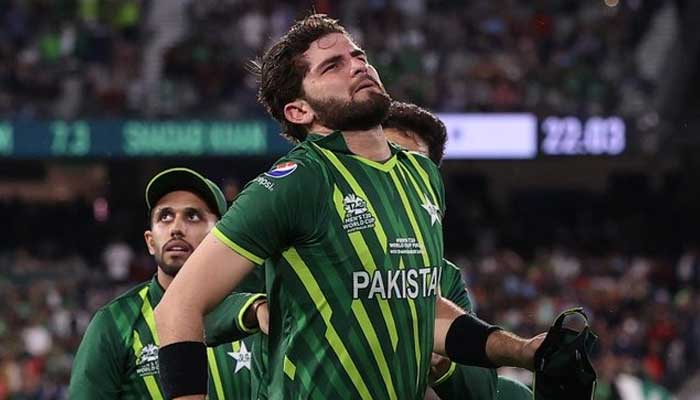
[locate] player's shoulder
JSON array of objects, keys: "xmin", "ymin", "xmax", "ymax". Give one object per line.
[
  {"xmin": 393, "ymin": 146, "xmax": 441, "ymax": 178},
  {"xmin": 287, "ymin": 141, "xmax": 329, "ymax": 169},
  {"xmin": 405, "ymin": 150, "xmax": 440, "ymax": 173},
  {"xmin": 83, "ymin": 281, "xmax": 150, "ymax": 346},
  {"xmin": 99, "ymin": 281, "xmax": 150, "ymax": 316},
  {"xmin": 401, "ymin": 150, "xmax": 445, "ymax": 202},
  {"xmin": 239, "ymin": 145, "xmax": 331, "ymax": 203},
  {"xmin": 259, "ymin": 144, "xmax": 331, "ymax": 186}
]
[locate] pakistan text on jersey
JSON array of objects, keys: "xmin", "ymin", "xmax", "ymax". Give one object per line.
[{"xmin": 352, "ymin": 266, "xmax": 441, "ymax": 300}]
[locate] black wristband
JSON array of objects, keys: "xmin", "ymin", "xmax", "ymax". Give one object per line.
[
  {"xmin": 158, "ymin": 341, "xmax": 208, "ymax": 399},
  {"xmin": 444, "ymin": 314, "xmax": 502, "ymax": 368}
]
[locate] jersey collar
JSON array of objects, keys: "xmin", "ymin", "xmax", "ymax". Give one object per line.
[{"xmin": 306, "ymin": 130, "xmax": 401, "ymax": 172}]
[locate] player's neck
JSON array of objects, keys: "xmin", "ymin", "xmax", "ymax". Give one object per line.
[
  {"xmin": 157, "ymin": 269, "xmax": 174, "ymax": 290},
  {"xmin": 314, "ymin": 125, "xmax": 391, "ymax": 162}
]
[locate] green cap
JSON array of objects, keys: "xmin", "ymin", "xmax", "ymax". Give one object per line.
[{"xmin": 145, "ymin": 167, "xmax": 227, "ymax": 217}]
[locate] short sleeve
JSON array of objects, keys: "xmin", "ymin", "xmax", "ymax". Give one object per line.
[
  {"xmin": 204, "ymin": 292, "xmax": 265, "ymax": 345},
  {"xmin": 441, "ymin": 259, "xmax": 473, "ymax": 313},
  {"xmin": 204, "ymin": 269, "xmax": 267, "ymax": 345},
  {"xmin": 214, "ymin": 155, "xmax": 329, "ymax": 265},
  {"xmin": 432, "ymin": 364, "xmax": 498, "ymax": 400},
  {"xmin": 68, "ymin": 309, "xmax": 124, "ymax": 399}
]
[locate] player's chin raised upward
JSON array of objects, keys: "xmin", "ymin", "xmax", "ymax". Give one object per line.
[{"xmin": 351, "ymin": 77, "xmax": 385, "ymax": 99}]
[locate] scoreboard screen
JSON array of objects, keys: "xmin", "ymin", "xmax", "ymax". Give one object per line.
[
  {"xmin": 0, "ymin": 120, "xmax": 289, "ymax": 158},
  {"xmin": 0, "ymin": 115, "xmax": 629, "ymax": 159}
]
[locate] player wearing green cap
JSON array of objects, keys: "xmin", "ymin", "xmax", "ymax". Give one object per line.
[{"xmin": 69, "ymin": 168, "xmax": 264, "ymax": 399}]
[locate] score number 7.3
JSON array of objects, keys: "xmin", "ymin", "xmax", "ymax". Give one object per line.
[{"xmin": 51, "ymin": 121, "xmax": 90, "ymax": 156}]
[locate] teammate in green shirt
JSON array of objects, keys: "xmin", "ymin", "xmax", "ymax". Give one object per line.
[
  {"xmin": 69, "ymin": 168, "xmax": 263, "ymax": 399},
  {"xmin": 155, "ymin": 14, "xmax": 546, "ymax": 400},
  {"xmin": 383, "ymin": 101, "xmax": 534, "ymax": 400}
]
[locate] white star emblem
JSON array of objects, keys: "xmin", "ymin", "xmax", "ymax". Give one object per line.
[
  {"xmin": 227, "ymin": 341, "xmax": 252, "ymax": 373},
  {"xmin": 420, "ymin": 194, "xmax": 441, "ymax": 226}
]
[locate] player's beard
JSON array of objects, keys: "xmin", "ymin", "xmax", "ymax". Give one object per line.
[
  {"xmin": 306, "ymin": 89, "xmax": 391, "ymax": 132},
  {"xmin": 154, "ymin": 252, "xmax": 183, "ymax": 278}
]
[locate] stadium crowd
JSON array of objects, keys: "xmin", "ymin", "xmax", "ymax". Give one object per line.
[
  {"xmin": 1, "ymin": 0, "xmax": 658, "ymax": 119},
  {"xmin": 1, "ymin": 0, "xmax": 695, "ymax": 399}
]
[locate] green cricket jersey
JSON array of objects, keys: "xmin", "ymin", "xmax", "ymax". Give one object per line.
[
  {"xmin": 208, "ymin": 259, "xmax": 530, "ymax": 400},
  {"xmin": 214, "ymin": 131, "xmax": 446, "ymax": 400},
  {"xmin": 69, "ymin": 276, "xmax": 257, "ymax": 399}
]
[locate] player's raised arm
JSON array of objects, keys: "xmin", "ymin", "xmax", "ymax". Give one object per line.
[
  {"xmin": 154, "ymin": 233, "xmax": 255, "ymax": 400},
  {"xmin": 433, "ymin": 295, "xmax": 545, "ymax": 371}
]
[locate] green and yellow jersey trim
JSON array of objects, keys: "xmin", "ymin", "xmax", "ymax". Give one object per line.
[
  {"xmin": 237, "ymin": 293, "xmax": 267, "ymax": 334},
  {"xmin": 433, "ymin": 362, "xmax": 457, "ymax": 386},
  {"xmin": 212, "ymin": 226, "xmax": 265, "ymax": 265}
]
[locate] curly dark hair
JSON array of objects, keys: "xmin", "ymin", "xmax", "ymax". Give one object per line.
[
  {"xmin": 248, "ymin": 14, "xmax": 350, "ymax": 143},
  {"xmin": 383, "ymin": 101, "xmax": 447, "ymax": 165}
]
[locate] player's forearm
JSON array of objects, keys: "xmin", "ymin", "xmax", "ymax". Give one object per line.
[
  {"xmin": 433, "ymin": 295, "xmax": 465, "ymax": 355},
  {"xmin": 484, "ymin": 330, "xmax": 533, "ymax": 370},
  {"xmin": 155, "ymin": 261, "xmax": 210, "ymax": 346},
  {"xmin": 155, "ymin": 294, "xmax": 206, "ymax": 344},
  {"xmin": 155, "ymin": 287, "xmax": 208, "ymax": 400},
  {"xmin": 435, "ymin": 296, "xmax": 539, "ymax": 370}
]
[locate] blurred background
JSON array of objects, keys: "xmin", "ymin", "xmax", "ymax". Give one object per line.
[{"xmin": 2, "ymin": 0, "xmax": 700, "ymax": 399}]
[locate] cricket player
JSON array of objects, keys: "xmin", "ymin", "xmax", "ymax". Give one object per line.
[
  {"xmin": 155, "ymin": 15, "xmax": 545, "ymax": 400},
  {"xmin": 204, "ymin": 102, "xmax": 533, "ymax": 400},
  {"xmin": 383, "ymin": 101, "xmax": 534, "ymax": 400},
  {"xmin": 69, "ymin": 168, "xmax": 262, "ymax": 399}
]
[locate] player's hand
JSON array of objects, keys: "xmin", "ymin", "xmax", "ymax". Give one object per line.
[
  {"xmin": 255, "ymin": 300, "xmax": 269, "ymax": 335},
  {"xmin": 521, "ymin": 332, "xmax": 547, "ymax": 370},
  {"xmin": 428, "ymin": 352, "xmax": 452, "ymax": 384},
  {"xmin": 243, "ymin": 298, "xmax": 269, "ymax": 334}
]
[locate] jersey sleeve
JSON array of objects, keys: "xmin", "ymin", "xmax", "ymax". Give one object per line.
[
  {"xmin": 441, "ymin": 259, "xmax": 473, "ymax": 313},
  {"xmin": 432, "ymin": 364, "xmax": 498, "ymax": 400},
  {"xmin": 204, "ymin": 292, "xmax": 264, "ymax": 345},
  {"xmin": 68, "ymin": 309, "xmax": 124, "ymax": 399},
  {"xmin": 204, "ymin": 263, "xmax": 267, "ymax": 345},
  {"xmin": 213, "ymin": 155, "xmax": 329, "ymax": 265}
]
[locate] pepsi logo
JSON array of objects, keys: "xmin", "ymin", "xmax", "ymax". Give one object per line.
[{"xmin": 264, "ymin": 161, "xmax": 298, "ymax": 178}]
